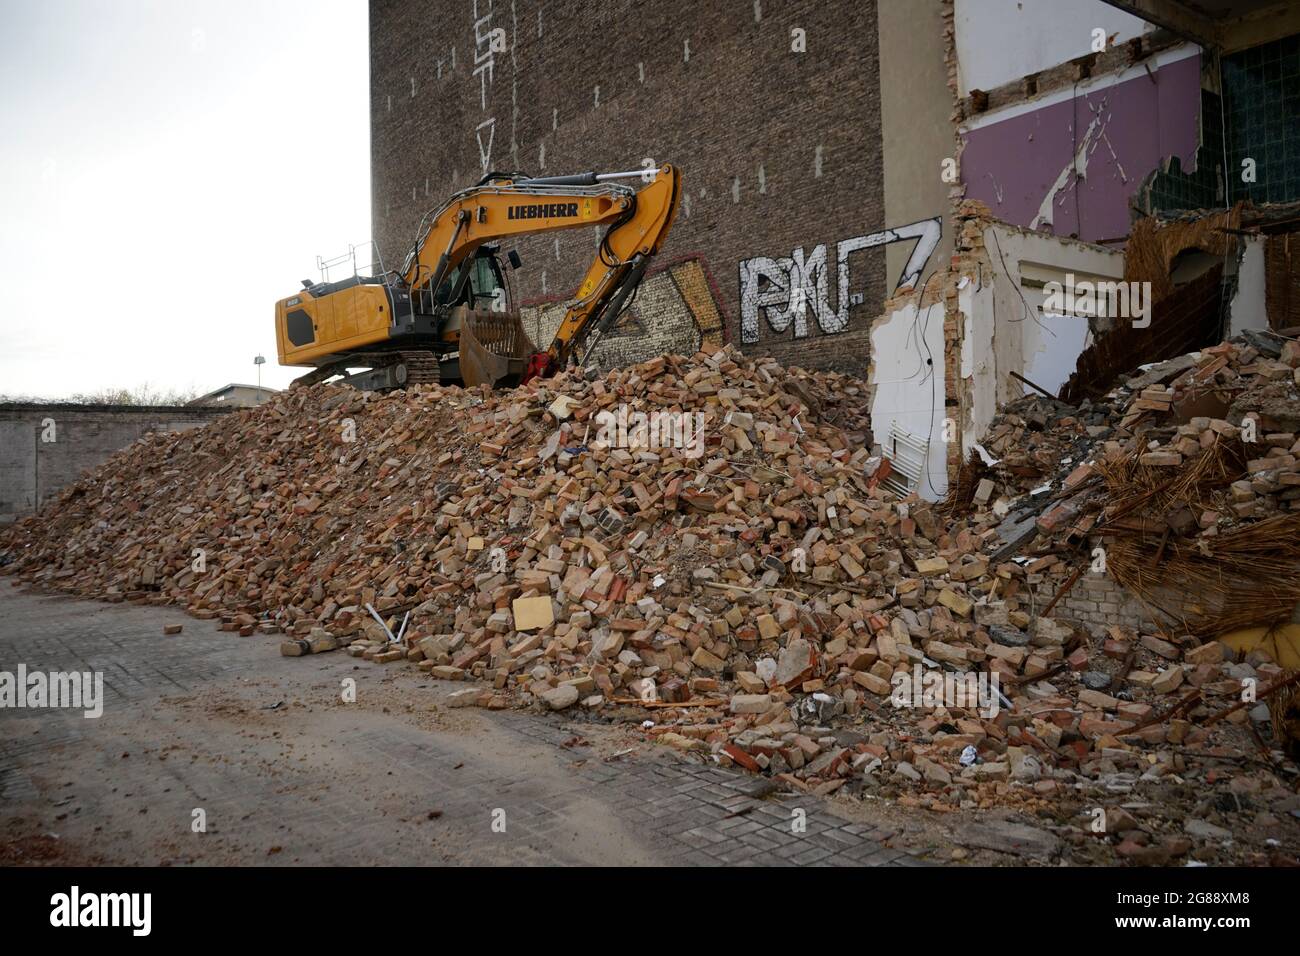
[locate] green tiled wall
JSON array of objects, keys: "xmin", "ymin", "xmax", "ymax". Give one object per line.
[
  {"xmin": 1146, "ymin": 33, "xmax": 1300, "ymax": 215},
  {"xmin": 1224, "ymin": 33, "xmax": 1300, "ymax": 204},
  {"xmin": 1145, "ymin": 88, "xmax": 1225, "ymax": 213}
]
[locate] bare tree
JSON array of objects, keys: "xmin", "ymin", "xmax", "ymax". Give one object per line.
[{"xmin": 0, "ymin": 384, "xmax": 201, "ymax": 405}]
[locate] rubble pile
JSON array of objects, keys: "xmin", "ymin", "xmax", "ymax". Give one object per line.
[
  {"xmin": 999, "ymin": 335, "xmax": 1300, "ymax": 636},
  {"xmin": 965, "ymin": 394, "xmax": 1114, "ymax": 502},
  {"xmin": 3, "ymin": 339, "xmax": 1299, "ymax": 864},
  {"xmin": 975, "ymin": 331, "xmax": 1298, "ymax": 490},
  {"xmin": 0, "ymin": 346, "xmax": 874, "ymax": 619}
]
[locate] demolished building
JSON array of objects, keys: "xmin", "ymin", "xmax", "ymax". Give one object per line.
[
  {"xmin": 3, "ymin": 326, "xmax": 1298, "ymax": 863},
  {"xmin": 2, "ymin": 0, "xmax": 1299, "ymax": 867}
]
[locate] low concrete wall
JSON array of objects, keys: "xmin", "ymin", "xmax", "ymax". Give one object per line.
[{"xmin": 0, "ymin": 404, "xmax": 232, "ymax": 522}]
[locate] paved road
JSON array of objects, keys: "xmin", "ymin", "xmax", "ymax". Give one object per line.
[{"xmin": 0, "ymin": 584, "xmax": 918, "ymax": 866}]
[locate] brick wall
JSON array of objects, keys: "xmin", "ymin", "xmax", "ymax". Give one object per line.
[
  {"xmin": 369, "ymin": 0, "xmax": 888, "ymax": 376},
  {"xmin": 1054, "ymin": 573, "xmax": 1155, "ymax": 636},
  {"xmin": 518, "ymin": 255, "xmax": 727, "ymax": 372},
  {"xmin": 0, "ymin": 405, "xmax": 232, "ymax": 522}
]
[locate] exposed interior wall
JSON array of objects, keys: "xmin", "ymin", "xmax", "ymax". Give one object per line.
[
  {"xmin": 977, "ymin": 222, "xmax": 1126, "ymax": 413},
  {"xmin": 952, "ymin": 6, "xmax": 1300, "ymax": 237},
  {"xmin": 868, "ymin": 207, "xmax": 1126, "ymax": 501},
  {"xmin": 877, "ymin": 2, "xmax": 1295, "ymax": 502},
  {"xmin": 867, "ymin": 205, "xmax": 1288, "ymax": 501},
  {"xmin": 954, "ymin": 0, "xmax": 1152, "ymax": 96},
  {"xmin": 878, "ymin": 0, "xmax": 953, "ymax": 293},
  {"xmin": 1023, "ymin": 312, "xmax": 1094, "ymax": 399},
  {"xmin": 1229, "ymin": 234, "xmax": 1269, "ymax": 335},
  {"xmin": 959, "ymin": 45, "xmax": 1204, "ymax": 243}
]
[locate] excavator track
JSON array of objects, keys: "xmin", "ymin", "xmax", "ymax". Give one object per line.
[
  {"xmin": 395, "ymin": 350, "xmax": 441, "ymax": 386},
  {"xmin": 290, "ymin": 361, "xmax": 349, "ymax": 389},
  {"xmin": 290, "ymin": 351, "xmax": 440, "ymax": 391}
]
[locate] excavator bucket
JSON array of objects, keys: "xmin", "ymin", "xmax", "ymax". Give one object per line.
[{"xmin": 457, "ymin": 307, "xmax": 539, "ymax": 388}]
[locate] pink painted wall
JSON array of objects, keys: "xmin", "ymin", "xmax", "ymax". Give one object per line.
[{"xmin": 960, "ymin": 53, "xmax": 1204, "ymax": 243}]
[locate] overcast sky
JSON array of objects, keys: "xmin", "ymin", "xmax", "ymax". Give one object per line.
[{"xmin": 0, "ymin": 0, "xmax": 370, "ymax": 399}]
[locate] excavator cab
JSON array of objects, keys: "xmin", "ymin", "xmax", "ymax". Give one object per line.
[
  {"xmin": 417, "ymin": 244, "xmax": 538, "ymax": 389},
  {"xmin": 426, "ymin": 245, "xmax": 510, "ymax": 310}
]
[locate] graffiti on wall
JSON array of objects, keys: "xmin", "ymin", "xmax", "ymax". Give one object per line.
[
  {"xmin": 471, "ymin": 0, "xmax": 502, "ymax": 175},
  {"xmin": 519, "ymin": 256, "xmax": 727, "ymax": 370},
  {"xmin": 738, "ymin": 217, "xmax": 942, "ymax": 343}
]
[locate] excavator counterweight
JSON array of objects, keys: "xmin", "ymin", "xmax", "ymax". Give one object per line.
[{"xmin": 274, "ymin": 164, "xmax": 680, "ymax": 390}]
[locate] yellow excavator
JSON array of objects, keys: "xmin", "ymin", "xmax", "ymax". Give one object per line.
[{"xmin": 275, "ymin": 164, "xmax": 680, "ymax": 390}]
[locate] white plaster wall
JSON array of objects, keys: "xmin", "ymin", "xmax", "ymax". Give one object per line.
[
  {"xmin": 954, "ymin": 0, "xmax": 1152, "ymax": 96},
  {"xmin": 956, "ymin": 272, "xmax": 1089, "ymax": 458},
  {"xmin": 871, "ymin": 227, "xmax": 1127, "ymax": 497},
  {"xmin": 977, "ymin": 224, "xmax": 1123, "ymax": 435},
  {"xmin": 960, "ymin": 277, "xmax": 997, "ymax": 462},
  {"xmin": 1229, "ymin": 235, "xmax": 1268, "ymax": 336},
  {"xmin": 870, "ymin": 300, "xmax": 949, "ymax": 501},
  {"xmin": 1023, "ymin": 311, "xmax": 1094, "ymax": 397}
]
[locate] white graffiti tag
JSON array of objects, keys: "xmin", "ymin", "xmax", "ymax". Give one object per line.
[{"xmin": 739, "ymin": 217, "xmax": 941, "ymax": 343}]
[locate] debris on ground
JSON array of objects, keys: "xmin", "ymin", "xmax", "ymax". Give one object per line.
[{"xmin": 3, "ymin": 338, "xmax": 1298, "ymax": 865}]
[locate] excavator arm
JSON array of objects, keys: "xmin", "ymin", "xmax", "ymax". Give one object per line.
[{"xmin": 400, "ymin": 164, "xmax": 680, "ymax": 381}]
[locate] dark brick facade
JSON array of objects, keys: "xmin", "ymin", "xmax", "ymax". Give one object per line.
[{"xmin": 370, "ymin": 0, "xmax": 887, "ymax": 375}]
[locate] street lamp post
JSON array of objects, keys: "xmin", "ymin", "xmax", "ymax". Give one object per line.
[{"xmin": 254, "ymin": 354, "xmax": 266, "ymax": 402}]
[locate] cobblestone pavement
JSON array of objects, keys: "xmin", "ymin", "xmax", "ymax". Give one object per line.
[{"xmin": 0, "ymin": 584, "xmax": 921, "ymax": 866}]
